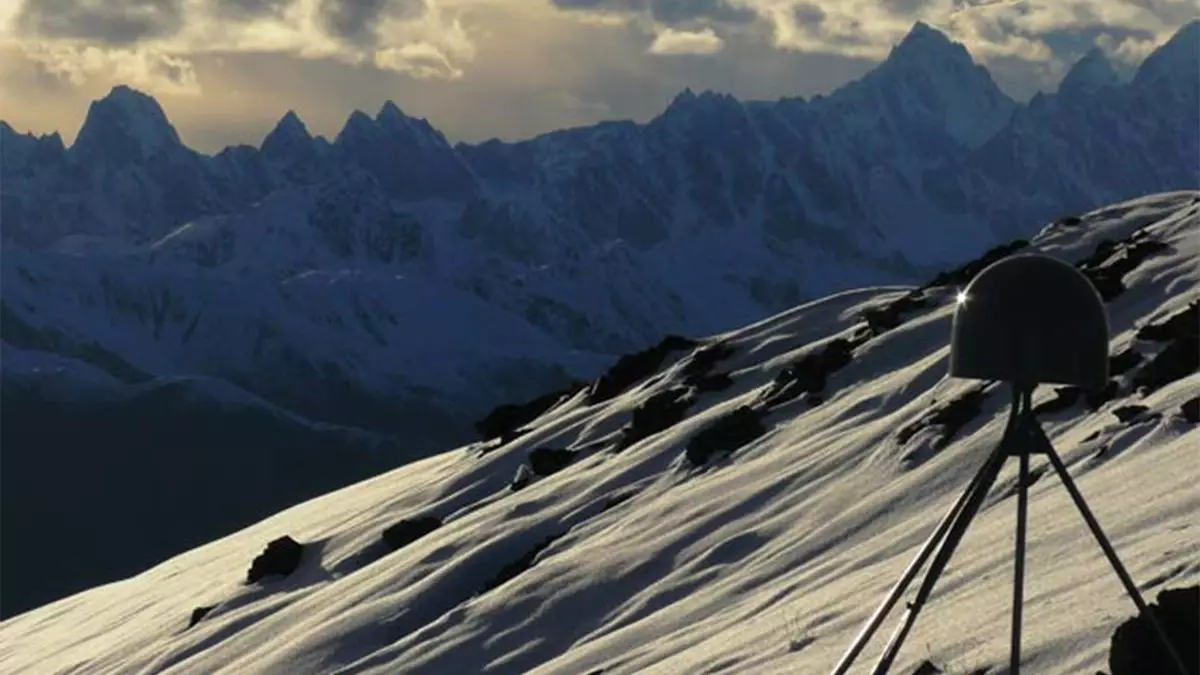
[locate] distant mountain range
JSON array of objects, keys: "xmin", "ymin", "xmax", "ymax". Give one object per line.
[{"xmin": 0, "ymin": 20, "xmax": 1196, "ymax": 618}]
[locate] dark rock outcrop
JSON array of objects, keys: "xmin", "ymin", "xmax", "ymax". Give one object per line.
[
  {"xmin": 1180, "ymin": 397, "xmax": 1200, "ymax": 423},
  {"xmin": 862, "ymin": 290, "xmax": 930, "ymax": 335},
  {"xmin": 760, "ymin": 337, "xmax": 858, "ymax": 409},
  {"xmin": 617, "ymin": 386, "xmax": 695, "ymax": 451},
  {"xmin": 479, "ymin": 533, "xmax": 564, "ymax": 594},
  {"xmin": 1136, "ymin": 302, "xmax": 1199, "ymax": 342},
  {"xmin": 1131, "ymin": 334, "xmax": 1199, "ymax": 394},
  {"xmin": 587, "ymin": 335, "xmax": 698, "ymax": 404},
  {"xmin": 1112, "ymin": 405, "xmax": 1154, "ymax": 424},
  {"xmin": 1109, "ymin": 585, "xmax": 1198, "ymax": 675},
  {"xmin": 529, "ymin": 448, "xmax": 575, "ymax": 477},
  {"xmin": 475, "ymin": 382, "xmax": 586, "ymax": 442},
  {"xmin": 246, "ymin": 536, "xmax": 304, "ymax": 584},
  {"xmin": 898, "ymin": 386, "xmax": 990, "ymax": 450},
  {"xmin": 381, "ymin": 516, "xmax": 443, "ymax": 551},
  {"xmin": 1077, "ymin": 233, "xmax": 1173, "ymax": 302},
  {"xmin": 188, "ymin": 605, "xmax": 215, "ymax": 629},
  {"xmin": 511, "ymin": 464, "xmax": 535, "ymax": 492},
  {"xmin": 686, "ymin": 406, "xmax": 767, "ymax": 467}
]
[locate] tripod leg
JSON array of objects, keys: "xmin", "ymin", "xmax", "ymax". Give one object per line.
[
  {"xmin": 829, "ymin": 443, "xmax": 1004, "ymax": 675},
  {"xmin": 1043, "ymin": 446, "xmax": 1191, "ymax": 675},
  {"xmin": 870, "ymin": 444, "xmax": 1010, "ymax": 674},
  {"xmin": 1011, "ymin": 451, "xmax": 1029, "ymax": 675}
]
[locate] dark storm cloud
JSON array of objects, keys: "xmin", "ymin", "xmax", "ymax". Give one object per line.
[
  {"xmin": 552, "ymin": 0, "xmax": 756, "ymax": 27},
  {"xmin": 879, "ymin": 0, "xmax": 935, "ymax": 16},
  {"xmin": 316, "ymin": 0, "xmax": 426, "ymax": 45},
  {"xmin": 792, "ymin": 4, "xmax": 825, "ymax": 27},
  {"xmin": 14, "ymin": 0, "xmax": 185, "ymax": 45},
  {"xmin": 211, "ymin": 0, "xmax": 298, "ymax": 21}
]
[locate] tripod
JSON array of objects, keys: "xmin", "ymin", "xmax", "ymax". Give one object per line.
[{"xmin": 831, "ymin": 384, "xmax": 1190, "ymax": 675}]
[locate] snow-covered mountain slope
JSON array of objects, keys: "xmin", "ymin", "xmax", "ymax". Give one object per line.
[{"xmin": 3, "ymin": 191, "xmax": 1195, "ymax": 674}]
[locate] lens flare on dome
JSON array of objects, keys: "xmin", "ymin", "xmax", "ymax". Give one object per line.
[{"xmin": 956, "ymin": 289, "xmax": 969, "ymax": 306}]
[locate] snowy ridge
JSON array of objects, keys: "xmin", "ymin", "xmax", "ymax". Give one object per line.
[{"xmin": 2, "ymin": 191, "xmax": 1195, "ymax": 674}]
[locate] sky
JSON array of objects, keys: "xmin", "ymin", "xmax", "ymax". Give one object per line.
[{"xmin": 0, "ymin": 0, "xmax": 1194, "ymax": 153}]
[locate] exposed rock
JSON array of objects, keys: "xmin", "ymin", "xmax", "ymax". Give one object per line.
[
  {"xmin": 897, "ymin": 387, "xmax": 989, "ymax": 448},
  {"xmin": 1113, "ymin": 405, "xmax": 1152, "ymax": 424},
  {"xmin": 1131, "ymin": 334, "xmax": 1199, "ymax": 394},
  {"xmin": 381, "ymin": 515, "xmax": 443, "ymax": 551},
  {"xmin": 862, "ymin": 290, "xmax": 930, "ymax": 335},
  {"xmin": 479, "ymin": 533, "xmax": 564, "ymax": 594},
  {"xmin": 912, "ymin": 661, "xmax": 942, "ymax": 675},
  {"xmin": 1180, "ymin": 397, "xmax": 1200, "ymax": 423},
  {"xmin": 1078, "ymin": 236, "xmax": 1173, "ymax": 302},
  {"xmin": 587, "ymin": 335, "xmax": 698, "ymax": 404},
  {"xmin": 1136, "ymin": 301, "xmax": 1199, "ymax": 342},
  {"xmin": 760, "ymin": 337, "xmax": 858, "ymax": 409},
  {"xmin": 1055, "ymin": 214, "xmax": 1085, "ymax": 228},
  {"xmin": 681, "ymin": 342, "xmax": 736, "ymax": 381},
  {"xmin": 246, "ymin": 536, "xmax": 305, "ymax": 584},
  {"xmin": 1109, "ymin": 585, "xmax": 1198, "ymax": 675},
  {"xmin": 529, "ymin": 448, "xmax": 575, "ymax": 477},
  {"xmin": 475, "ymin": 382, "xmax": 586, "ymax": 442},
  {"xmin": 617, "ymin": 387, "xmax": 694, "ymax": 451},
  {"xmin": 1109, "ymin": 347, "xmax": 1145, "ymax": 377},
  {"xmin": 1033, "ymin": 386, "xmax": 1083, "ymax": 416},
  {"xmin": 188, "ymin": 605, "xmax": 215, "ymax": 629},
  {"xmin": 693, "ymin": 372, "xmax": 734, "ymax": 393},
  {"xmin": 686, "ymin": 406, "xmax": 767, "ymax": 467},
  {"xmin": 510, "ymin": 464, "xmax": 535, "ymax": 492}
]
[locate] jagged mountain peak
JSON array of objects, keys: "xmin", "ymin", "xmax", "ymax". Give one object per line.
[
  {"xmin": 71, "ymin": 85, "xmax": 183, "ymax": 162},
  {"xmin": 886, "ymin": 21, "xmax": 971, "ymax": 69},
  {"xmin": 377, "ymin": 100, "xmax": 406, "ymax": 123},
  {"xmin": 261, "ymin": 110, "xmax": 313, "ymax": 156},
  {"xmin": 1059, "ymin": 47, "xmax": 1119, "ymax": 96},
  {"xmin": 1133, "ymin": 20, "xmax": 1200, "ymax": 89}
]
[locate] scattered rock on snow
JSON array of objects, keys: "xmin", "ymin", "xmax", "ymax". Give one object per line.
[
  {"xmin": 246, "ymin": 536, "xmax": 305, "ymax": 584},
  {"xmin": 1180, "ymin": 397, "xmax": 1200, "ymax": 424},
  {"xmin": 686, "ymin": 406, "xmax": 766, "ymax": 467},
  {"xmin": 617, "ymin": 386, "xmax": 695, "ymax": 451},
  {"xmin": 381, "ymin": 516, "xmax": 443, "ymax": 551},
  {"xmin": 188, "ymin": 605, "xmax": 215, "ymax": 629},
  {"xmin": 587, "ymin": 334, "xmax": 698, "ymax": 404},
  {"xmin": 1033, "ymin": 386, "xmax": 1083, "ymax": 416},
  {"xmin": 1136, "ymin": 301, "xmax": 1199, "ymax": 342},
  {"xmin": 1112, "ymin": 405, "xmax": 1154, "ymax": 424},
  {"xmin": 911, "ymin": 661, "xmax": 942, "ymax": 675},
  {"xmin": 474, "ymin": 382, "xmax": 587, "ymax": 443},
  {"xmin": 897, "ymin": 387, "xmax": 990, "ymax": 449},
  {"xmin": 1109, "ymin": 585, "xmax": 1198, "ymax": 675},
  {"xmin": 479, "ymin": 533, "xmax": 565, "ymax": 595},
  {"xmin": 760, "ymin": 337, "xmax": 857, "ymax": 409},
  {"xmin": 862, "ymin": 290, "xmax": 929, "ymax": 335},
  {"xmin": 529, "ymin": 448, "xmax": 575, "ymax": 477},
  {"xmin": 1131, "ymin": 334, "xmax": 1199, "ymax": 394},
  {"xmin": 510, "ymin": 464, "xmax": 535, "ymax": 492}
]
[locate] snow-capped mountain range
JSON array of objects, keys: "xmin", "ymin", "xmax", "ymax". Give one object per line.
[
  {"xmin": 1, "ymin": 21, "xmax": 1197, "ymax": 620},
  {"xmin": 1, "ymin": 190, "xmax": 1195, "ymax": 674},
  {"xmin": 2, "ymin": 22, "xmax": 1197, "ymax": 437}
]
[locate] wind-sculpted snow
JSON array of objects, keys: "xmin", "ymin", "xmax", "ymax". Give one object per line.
[{"xmin": 1, "ymin": 191, "xmax": 1195, "ymax": 674}]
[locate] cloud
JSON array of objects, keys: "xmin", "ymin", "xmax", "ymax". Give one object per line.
[
  {"xmin": 211, "ymin": 0, "xmax": 299, "ymax": 21},
  {"xmin": 552, "ymin": 0, "xmax": 757, "ymax": 26},
  {"xmin": 317, "ymin": 0, "xmax": 391, "ymax": 44},
  {"xmin": 18, "ymin": 41, "xmax": 201, "ymax": 94},
  {"xmin": 649, "ymin": 27, "xmax": 725, "ymax": 54},
  {"xmin": 14, "ymin": 0, "xmax": 185, "ymax": 45}
]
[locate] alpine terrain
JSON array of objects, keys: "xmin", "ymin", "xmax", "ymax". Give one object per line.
[{"xmin": 0, "ymin": 191, "xmax": 1196, "ymax": 673}]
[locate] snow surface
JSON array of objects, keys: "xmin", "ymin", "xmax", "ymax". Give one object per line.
[{"xmin": 2, "ymin": 191, "xmax": 1195, "ymax": 674}]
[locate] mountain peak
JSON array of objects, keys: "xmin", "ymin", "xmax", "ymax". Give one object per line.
[
  {"xmin": 1059, "ymin": 48, "xmax": 1118, "ymax": 96},
  {"xmin": 889, "ymin": 21, "xmax": 966, "ymax": 65},
  {"xmin": 72, "ymin": 85, "xmax": 182, "ymax": 162},
  {"xmin": 261, "ymin": 110, "xmax": 313, "ymax": 158},
  {"xmin": 377, "ymin": 101, "xmax": 406, "ymax": 123},
  {"xmin": 1133, "ymin": 20, "xmax": 1200, "ymax": 89}
]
